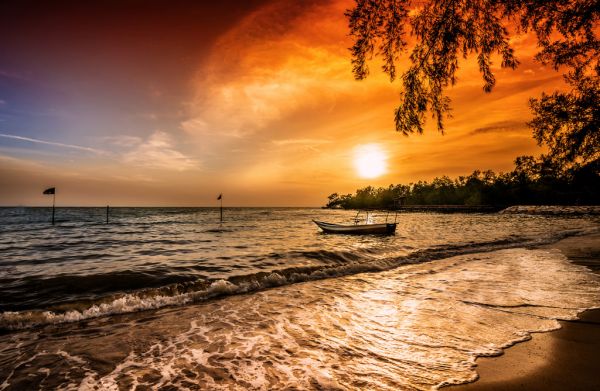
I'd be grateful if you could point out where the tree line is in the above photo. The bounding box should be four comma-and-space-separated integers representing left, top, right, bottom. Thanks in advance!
325, 156, 599, 209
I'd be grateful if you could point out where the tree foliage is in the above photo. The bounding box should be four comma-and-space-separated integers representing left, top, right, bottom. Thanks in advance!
325, 157, 600, 209
529, 70, 600, 166
346, 0, 599, 165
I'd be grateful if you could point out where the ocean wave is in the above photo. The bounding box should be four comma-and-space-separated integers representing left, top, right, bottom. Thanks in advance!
1, 227, 595, 331
4, 248, 598, 390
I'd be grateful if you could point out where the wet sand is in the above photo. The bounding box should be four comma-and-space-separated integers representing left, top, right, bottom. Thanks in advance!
449, 233, 600, 390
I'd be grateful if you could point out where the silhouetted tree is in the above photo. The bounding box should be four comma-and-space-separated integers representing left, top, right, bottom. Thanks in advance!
325, 161, 599, 208
529, 72, 599, 166
326, 193, 341, 208
346, 0, 599, 164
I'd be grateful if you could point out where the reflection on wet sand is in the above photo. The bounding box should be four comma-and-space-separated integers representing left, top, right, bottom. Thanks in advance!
1, 248, 599, 390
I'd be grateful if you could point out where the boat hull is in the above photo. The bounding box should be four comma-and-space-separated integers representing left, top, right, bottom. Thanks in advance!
313, 220, 396, 235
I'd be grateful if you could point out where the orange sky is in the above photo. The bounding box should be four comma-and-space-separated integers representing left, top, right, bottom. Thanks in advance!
0, 0, 566, 206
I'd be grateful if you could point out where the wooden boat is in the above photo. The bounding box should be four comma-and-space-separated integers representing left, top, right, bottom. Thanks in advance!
313, 220, 396, 235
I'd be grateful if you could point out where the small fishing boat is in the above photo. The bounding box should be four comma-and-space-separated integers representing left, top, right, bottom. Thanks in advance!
313, 220, 397, 235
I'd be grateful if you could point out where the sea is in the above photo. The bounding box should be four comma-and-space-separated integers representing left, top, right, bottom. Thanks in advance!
0, 207, 599, 390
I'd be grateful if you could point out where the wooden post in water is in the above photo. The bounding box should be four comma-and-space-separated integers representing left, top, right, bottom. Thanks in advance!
43, 187, 56, 225
106, 205, 109, 224
217, 193, 223, 223
52, 192, 55, 226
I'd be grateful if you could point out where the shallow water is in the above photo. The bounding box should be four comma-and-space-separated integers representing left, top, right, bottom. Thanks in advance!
1, 248, 599, 390
0, 208, 599, 389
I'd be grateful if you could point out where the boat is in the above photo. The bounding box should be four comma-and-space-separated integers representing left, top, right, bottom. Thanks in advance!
313, 220, 397, 235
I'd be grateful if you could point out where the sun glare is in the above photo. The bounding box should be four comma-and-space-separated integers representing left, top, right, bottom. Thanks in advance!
354, 144, 387, 179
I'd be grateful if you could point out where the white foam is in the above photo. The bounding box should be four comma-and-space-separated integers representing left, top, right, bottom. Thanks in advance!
2, 229, 596, 331
53, 248, 598, 391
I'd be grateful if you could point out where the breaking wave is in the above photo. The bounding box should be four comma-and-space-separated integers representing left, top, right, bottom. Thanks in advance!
1, 227, 595, 331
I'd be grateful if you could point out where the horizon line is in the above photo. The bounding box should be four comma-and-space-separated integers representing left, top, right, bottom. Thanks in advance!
0, 205, 323, 208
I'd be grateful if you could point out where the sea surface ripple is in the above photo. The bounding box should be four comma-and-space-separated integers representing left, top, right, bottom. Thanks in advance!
0, 208, 599, 390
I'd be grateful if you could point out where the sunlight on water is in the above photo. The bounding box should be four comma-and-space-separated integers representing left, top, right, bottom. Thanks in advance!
0, 208, 597, 323
1, 248, 599, 390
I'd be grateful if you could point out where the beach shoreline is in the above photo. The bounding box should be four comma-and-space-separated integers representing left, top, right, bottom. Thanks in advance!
1, 210, 598, 390
447, 232, 600, 390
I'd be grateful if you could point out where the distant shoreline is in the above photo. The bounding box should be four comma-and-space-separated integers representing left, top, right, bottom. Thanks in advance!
326, 205, 600, 215
499, 205, 600, 215
0, 205, 323, 209
2, 205, 599, 215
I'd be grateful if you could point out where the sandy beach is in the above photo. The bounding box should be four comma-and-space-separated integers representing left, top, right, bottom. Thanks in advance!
450, 233, 600, 390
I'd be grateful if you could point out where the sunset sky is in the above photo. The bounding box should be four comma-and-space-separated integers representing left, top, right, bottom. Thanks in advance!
0, 0, 566, 206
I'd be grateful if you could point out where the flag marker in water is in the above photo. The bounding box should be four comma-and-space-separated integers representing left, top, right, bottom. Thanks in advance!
106, 205, 109, 224
43, 187, 56, 225
217, 193, 223, 222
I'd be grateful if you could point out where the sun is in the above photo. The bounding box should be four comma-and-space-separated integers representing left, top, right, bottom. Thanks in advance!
354, 144, 387, 178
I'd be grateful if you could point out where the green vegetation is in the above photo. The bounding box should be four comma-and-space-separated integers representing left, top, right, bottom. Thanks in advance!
326, 157, 599, 209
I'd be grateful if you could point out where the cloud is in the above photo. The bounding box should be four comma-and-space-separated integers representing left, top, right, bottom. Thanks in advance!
103, 135, 143, 147
0, 0, 566, 206
182, 0, 382, 140
0, 133, 105, 154
272, 138, 333, 146
0, 69, 30, 81
123, 131, 199, 171
468, 121, 528, 136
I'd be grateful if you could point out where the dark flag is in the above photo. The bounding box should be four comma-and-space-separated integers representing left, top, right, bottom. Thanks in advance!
217, 194, 222, 200
43, 187, 55, 195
